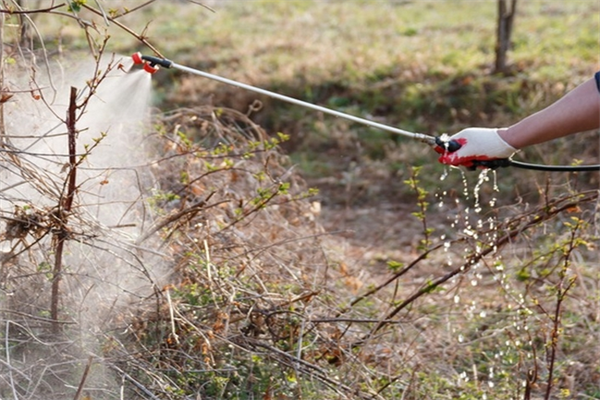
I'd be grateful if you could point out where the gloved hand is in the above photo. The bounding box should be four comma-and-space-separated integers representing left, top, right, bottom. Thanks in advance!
437, 127, 517, 168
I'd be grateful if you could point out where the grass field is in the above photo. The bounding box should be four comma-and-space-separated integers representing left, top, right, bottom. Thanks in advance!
113, 0, 600, 200
2, 1, 599, 399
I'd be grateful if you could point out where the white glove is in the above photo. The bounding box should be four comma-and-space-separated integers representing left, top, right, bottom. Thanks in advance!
438, 127, 517, 168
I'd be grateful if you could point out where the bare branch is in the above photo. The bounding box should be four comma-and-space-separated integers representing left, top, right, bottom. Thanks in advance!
0, 4, 65, 14
80, 3, 164, 57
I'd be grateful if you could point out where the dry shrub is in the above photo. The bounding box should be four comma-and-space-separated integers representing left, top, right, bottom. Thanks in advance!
101, 106, 600, 399
1, 96, 597, 399
111, 106, 371, 398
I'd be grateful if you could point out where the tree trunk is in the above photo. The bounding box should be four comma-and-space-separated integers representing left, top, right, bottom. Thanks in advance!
494, 0, 518, 74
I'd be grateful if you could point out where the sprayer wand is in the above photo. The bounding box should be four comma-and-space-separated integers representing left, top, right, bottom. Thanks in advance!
131, 53, 600, 172
131, 52, 457, 152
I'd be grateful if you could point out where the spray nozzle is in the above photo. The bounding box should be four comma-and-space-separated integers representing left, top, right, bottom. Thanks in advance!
131, 52, 173, 74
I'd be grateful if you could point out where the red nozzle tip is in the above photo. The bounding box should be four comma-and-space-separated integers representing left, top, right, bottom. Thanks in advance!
143, 63, 159, 74
131, 52, 143, 65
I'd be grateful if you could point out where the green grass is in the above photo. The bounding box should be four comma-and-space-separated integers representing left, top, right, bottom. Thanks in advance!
38, 1, 593, 186
95, 0, 599, 205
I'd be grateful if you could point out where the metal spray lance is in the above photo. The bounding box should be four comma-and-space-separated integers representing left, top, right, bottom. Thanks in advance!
131, 52, 600, 172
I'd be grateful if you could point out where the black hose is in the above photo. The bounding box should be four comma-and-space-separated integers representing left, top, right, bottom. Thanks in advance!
508, 160, 600, 172
470, 158, 600, 171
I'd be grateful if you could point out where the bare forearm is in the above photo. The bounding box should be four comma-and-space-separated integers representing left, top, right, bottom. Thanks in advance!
498, 77, 600, 149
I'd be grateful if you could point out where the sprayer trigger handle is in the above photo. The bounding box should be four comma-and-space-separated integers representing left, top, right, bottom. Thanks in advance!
434, 136, 462, 153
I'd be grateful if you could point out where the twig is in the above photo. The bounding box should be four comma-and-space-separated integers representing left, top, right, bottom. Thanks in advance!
186, 0, 216, 13
15, 2, 60, 102
0, 4, 65, 14
165, 288, 180, 345
243, 337, 369, 398
0, 7, 5, 147
544, 219, 580, 400
347, 242, 444, 309
219, 183, 285, 232
80, 3, 163, 57
72, 355, 94, 400
63, 88, 78, 212
109, 365, 161, 400
93, 0, 109, 26
370, 373, 406, 400
5, 320, 19, 400
358, 191, 598, 343
0, 309, 77, 325
310, 317, 403, 324
134, 193, 219, 244
51, 86, 78, 332
110, 0, 158, 19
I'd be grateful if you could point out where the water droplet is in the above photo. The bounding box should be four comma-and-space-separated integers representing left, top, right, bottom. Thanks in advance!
440, 169, 449, 181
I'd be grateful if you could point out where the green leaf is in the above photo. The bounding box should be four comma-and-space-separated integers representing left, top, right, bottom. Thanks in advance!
387, 260, 404, 273
516, 268, 530, 282
68, 0, 87, 13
